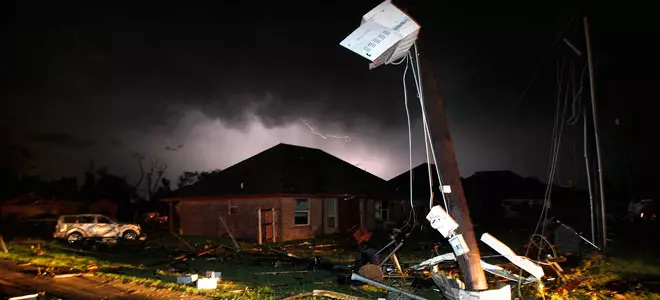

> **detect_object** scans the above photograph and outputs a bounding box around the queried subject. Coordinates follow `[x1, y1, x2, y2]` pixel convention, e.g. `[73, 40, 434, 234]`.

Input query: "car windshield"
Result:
[104, 216, 118, 223]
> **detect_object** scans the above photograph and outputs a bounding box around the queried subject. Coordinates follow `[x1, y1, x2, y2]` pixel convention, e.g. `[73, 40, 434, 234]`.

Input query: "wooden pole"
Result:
[272, 208, 278, 242]
[257, 208, 262, 246]
[584, 16, 607, 250]
[219, 216, 240, 251]
[414, 43, 488, 290]
[168, 200, 174, 233]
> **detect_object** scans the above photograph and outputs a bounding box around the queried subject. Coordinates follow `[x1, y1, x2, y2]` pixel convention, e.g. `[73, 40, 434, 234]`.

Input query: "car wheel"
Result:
[123, 230, 138, 241]
[67, 232, 83, 244]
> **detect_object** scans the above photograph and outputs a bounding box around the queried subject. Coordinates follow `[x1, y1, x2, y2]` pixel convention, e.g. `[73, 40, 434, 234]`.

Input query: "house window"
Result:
[375, 199, 389, 221]
[228, 200, 238, 215]
[324, 198, 337, 228]
[294, 199, 310, 225]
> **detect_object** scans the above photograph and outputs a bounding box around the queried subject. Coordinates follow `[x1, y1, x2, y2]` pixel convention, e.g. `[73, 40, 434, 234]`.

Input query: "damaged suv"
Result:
[54, 214, 145, 243]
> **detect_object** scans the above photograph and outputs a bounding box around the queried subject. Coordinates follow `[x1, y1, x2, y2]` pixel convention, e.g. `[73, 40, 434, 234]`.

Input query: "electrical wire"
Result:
[566, 63, 587, 125]
[409, 44, 450, 212]
[400, 53, 416, 230]
[390, 55, 408, 65]
[503, 15, 579, 125]
[525, 54, 570, 261]
[540, 59, 571, 242]
[410, 51, 436, 209]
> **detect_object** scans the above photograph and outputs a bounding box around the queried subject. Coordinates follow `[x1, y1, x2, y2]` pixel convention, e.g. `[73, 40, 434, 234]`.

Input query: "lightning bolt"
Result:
[300, 118, 351, 142]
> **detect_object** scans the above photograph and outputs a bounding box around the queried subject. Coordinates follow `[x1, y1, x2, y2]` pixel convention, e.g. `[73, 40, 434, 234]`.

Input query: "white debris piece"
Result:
[8, 294, 40, 300]
[426, 205, 458, 238]
[433, 272, 512, 300]
[448, 234, 470, 256]
[360, 0, 420, 65]
[457, 284, 511, 300]
[340, 0, 421, 69]
[340, 21, 402, 65]
[206, 271, 222, 279]
[480, 260, 537, 283]
[196, 277, 218, 290]
[480, 233, 545, 279]
[177, 273, 198, 284]
[411, 252, 456, 270]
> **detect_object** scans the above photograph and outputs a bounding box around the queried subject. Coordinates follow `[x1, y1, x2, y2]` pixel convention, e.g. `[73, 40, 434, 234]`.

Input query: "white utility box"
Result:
[340, 0, 421, 69]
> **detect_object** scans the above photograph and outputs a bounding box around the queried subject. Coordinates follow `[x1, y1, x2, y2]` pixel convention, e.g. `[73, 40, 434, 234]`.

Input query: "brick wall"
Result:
[364, 199, 376, 230]
[280, 197, 323, 241]
[178, 195, 390, 242]
[179, 197, 282, 240]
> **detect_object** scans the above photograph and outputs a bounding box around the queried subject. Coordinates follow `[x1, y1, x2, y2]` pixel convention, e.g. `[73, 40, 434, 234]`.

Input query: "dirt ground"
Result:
[0, 260, 210, 300]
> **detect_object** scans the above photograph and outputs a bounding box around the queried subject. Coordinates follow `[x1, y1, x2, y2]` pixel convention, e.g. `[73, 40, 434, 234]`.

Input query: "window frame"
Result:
[228, 200, 238, 215]
[324, 198, 338, 228]
[375, 199, 389, 221]
[294, 199, 310, 226]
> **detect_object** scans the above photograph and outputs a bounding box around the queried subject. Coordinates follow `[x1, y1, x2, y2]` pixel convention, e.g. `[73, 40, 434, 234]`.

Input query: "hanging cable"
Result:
[400, 53, 416, 230]
[410, 51, 435, 209]
[567, 63, 587, 125]
[503, 15, 579, 124]
[525, 54, 570, 260]
[409, 43, 450, 212]
[390, 55, 408, 65]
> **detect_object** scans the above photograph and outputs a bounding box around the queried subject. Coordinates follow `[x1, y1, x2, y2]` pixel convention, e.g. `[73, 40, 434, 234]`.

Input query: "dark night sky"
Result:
[1, 1, 657, 197]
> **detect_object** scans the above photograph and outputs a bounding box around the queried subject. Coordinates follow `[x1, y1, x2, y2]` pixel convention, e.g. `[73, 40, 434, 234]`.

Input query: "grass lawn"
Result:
[0, 236, 435, 299]
[2, 231, 660, 300]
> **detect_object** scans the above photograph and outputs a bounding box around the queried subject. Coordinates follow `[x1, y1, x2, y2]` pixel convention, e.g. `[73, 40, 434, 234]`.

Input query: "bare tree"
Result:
[133, 153, 168, 201]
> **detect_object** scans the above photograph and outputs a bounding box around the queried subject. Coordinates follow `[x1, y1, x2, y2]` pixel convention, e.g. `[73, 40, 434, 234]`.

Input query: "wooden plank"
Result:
[218, 216, 240, 251]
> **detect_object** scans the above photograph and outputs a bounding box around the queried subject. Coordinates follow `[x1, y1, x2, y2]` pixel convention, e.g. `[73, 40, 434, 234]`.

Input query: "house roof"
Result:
[168, 143, 396, 200]
[388, 167, 552, 200]
[388, 163, 440, 199]
[2, 193, 61, 206]
[461, 170, 549, 199]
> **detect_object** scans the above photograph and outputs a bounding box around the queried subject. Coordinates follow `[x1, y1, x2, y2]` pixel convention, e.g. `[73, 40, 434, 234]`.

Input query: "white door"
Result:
[323, 198, 338, 234]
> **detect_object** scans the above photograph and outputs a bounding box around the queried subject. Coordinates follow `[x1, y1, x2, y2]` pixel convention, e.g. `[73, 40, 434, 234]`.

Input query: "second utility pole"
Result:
[584, 16, 607, 250]
[414, 44, 488, 291]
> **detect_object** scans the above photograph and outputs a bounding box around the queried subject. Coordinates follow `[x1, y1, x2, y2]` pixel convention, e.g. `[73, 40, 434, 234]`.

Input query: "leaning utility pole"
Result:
[584, 16, 607, 250]
[338, 1, 487, 291]
[415, 46, 488, 290]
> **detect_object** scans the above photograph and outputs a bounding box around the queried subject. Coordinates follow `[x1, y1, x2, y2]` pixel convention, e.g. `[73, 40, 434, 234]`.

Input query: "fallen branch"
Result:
[171, 232, 194, 251]
[254, 270, 310, 275]
[218, 217, 241, 252]
[0, 235, 8, 253]
[282, 289, 369, 300]
[53, 273, 84, 279]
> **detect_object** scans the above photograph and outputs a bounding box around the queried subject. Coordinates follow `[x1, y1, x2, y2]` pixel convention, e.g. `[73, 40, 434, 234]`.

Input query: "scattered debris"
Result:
[480, 260, 535, 284]
[351, 273, 427, 300]
[481, 233, 545, 279]
[196, 277, 218, 290]
[1, 234, 8, 253]
[282, 289, 369, 300]
[8, 294, 41, 300]
[177, 274, 199, 284]
[255, 270, 310, 275]
[7, 292, 56, 300]
[171, 232, 194, 251]
[411, 253, 456, 271]
[206, 271, 222, 279]
[53, 273, 84, 279]
[218, 217, 241, 251]
[358, 264, 384, 282]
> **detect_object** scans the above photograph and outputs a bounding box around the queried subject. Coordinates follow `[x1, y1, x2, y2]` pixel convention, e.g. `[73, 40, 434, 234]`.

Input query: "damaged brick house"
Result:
[163, 143, 401, 242]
